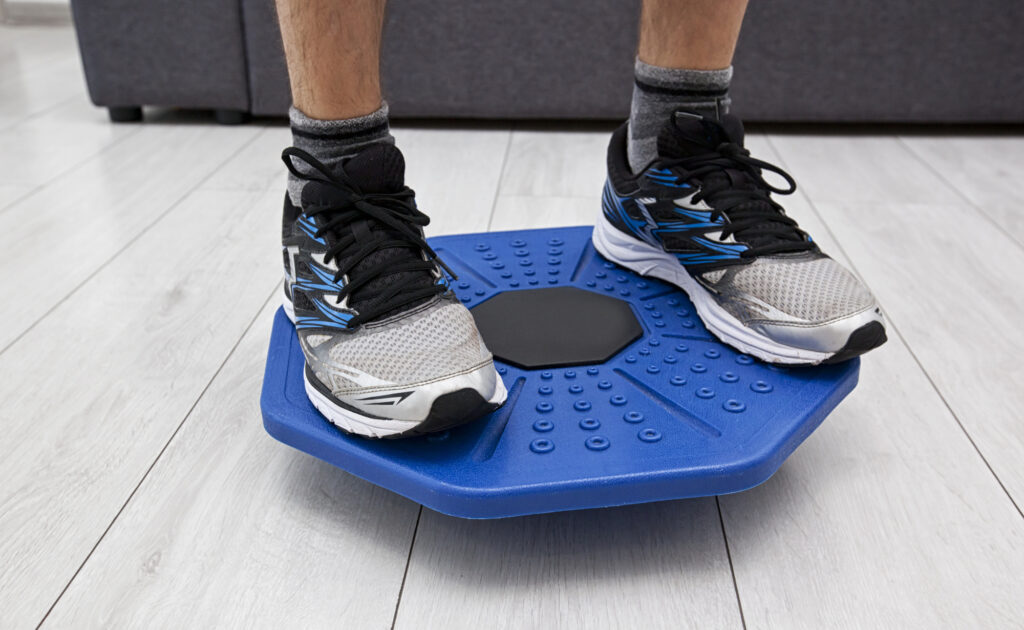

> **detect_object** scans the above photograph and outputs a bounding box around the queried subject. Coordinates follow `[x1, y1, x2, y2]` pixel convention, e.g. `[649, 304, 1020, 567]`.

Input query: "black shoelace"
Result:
[282, 147, 455, 327]
[660, 142, 815, 258]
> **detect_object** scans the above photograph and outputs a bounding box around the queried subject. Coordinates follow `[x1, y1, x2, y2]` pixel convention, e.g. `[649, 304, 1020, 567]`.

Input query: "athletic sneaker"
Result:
[594, 111, 886, 365]
[280, 143, 507, 438]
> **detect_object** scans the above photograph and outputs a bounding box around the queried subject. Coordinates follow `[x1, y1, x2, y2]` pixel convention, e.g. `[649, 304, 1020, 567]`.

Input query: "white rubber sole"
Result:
[282, 291, 295, 323]
[592, 217, 835, 365]
[284, 290, 507, 438]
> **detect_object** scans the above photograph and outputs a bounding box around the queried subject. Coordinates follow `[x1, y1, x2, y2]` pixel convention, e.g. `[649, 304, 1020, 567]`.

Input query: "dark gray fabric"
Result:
[71, 0, 249, 111]
[240, 0, 289, 116]
[380, 0, 641, 119]
[731, 0, 1024, 122]
[75, 0, 1024, 122]
[241, 0, 640, 118]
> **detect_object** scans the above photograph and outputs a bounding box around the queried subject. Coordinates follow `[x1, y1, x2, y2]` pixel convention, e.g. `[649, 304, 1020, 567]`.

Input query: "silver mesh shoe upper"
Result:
[301, 295, 493, 395]
[698, 253, 876, 326]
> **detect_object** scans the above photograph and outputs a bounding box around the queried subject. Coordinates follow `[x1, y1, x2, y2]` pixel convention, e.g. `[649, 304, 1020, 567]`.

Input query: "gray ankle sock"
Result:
[287, 103, 394, 204]
[627, 61, 732, 173]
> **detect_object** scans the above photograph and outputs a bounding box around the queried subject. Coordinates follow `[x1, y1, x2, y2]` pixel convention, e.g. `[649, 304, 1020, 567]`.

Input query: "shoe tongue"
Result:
[299, 143, 406, 208]
[656, 111, 745, 159]
[341, 142, 405, 193]
[300, 142, 435, 322]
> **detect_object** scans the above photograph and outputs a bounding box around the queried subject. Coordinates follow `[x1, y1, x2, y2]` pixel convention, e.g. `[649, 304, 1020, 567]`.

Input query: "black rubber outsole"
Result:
[382, 388, 502, 440]
[822, 321, 888, 365]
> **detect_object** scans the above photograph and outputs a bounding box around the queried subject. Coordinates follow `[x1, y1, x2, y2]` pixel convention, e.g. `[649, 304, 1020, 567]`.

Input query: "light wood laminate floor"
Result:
[1, 23, 1022, 630]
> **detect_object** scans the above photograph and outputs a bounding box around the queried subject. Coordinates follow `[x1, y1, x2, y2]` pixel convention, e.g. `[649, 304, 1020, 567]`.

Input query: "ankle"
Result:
[287, 103, 394, 205]
[627, 61, 732, 173]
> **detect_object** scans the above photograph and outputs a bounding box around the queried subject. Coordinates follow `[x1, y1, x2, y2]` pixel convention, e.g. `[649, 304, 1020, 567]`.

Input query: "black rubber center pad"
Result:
[470, 287, 643, 369]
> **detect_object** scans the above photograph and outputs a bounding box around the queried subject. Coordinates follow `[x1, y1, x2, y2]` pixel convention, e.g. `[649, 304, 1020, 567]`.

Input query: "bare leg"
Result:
[638, 0, 748, 70]
[274, 0, 386, 120]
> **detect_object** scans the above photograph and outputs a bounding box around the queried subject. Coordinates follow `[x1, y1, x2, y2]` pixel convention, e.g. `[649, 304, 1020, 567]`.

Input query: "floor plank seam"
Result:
[0, 92, 79, 132]
[0, 127, 262, 358]
[0, 184, 40, 214]
[196, 126, 276, 192]
[886, 326, 1024, 521]
[485, 124, 515, 232]
[765, 134, 1024, 522]
[896, 136, 1024, 253]
[389, 505, 424, 630]
[32, 280, 281, 630]
[761, 136, 881, 287]
[0, 125, 143, 217]
[716, 497, 748, 630]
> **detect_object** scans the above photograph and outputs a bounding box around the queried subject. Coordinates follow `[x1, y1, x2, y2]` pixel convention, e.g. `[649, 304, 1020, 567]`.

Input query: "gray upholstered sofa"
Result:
[70, 0, 1024, 124]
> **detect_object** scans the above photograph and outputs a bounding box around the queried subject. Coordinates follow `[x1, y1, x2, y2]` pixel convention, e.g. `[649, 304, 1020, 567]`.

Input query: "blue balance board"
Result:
[261, 226, 858, 519]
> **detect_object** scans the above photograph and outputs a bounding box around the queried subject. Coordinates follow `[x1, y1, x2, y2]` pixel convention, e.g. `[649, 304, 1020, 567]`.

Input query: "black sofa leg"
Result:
[108, 106, 143, 123]
[214, 109, 250, 125]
